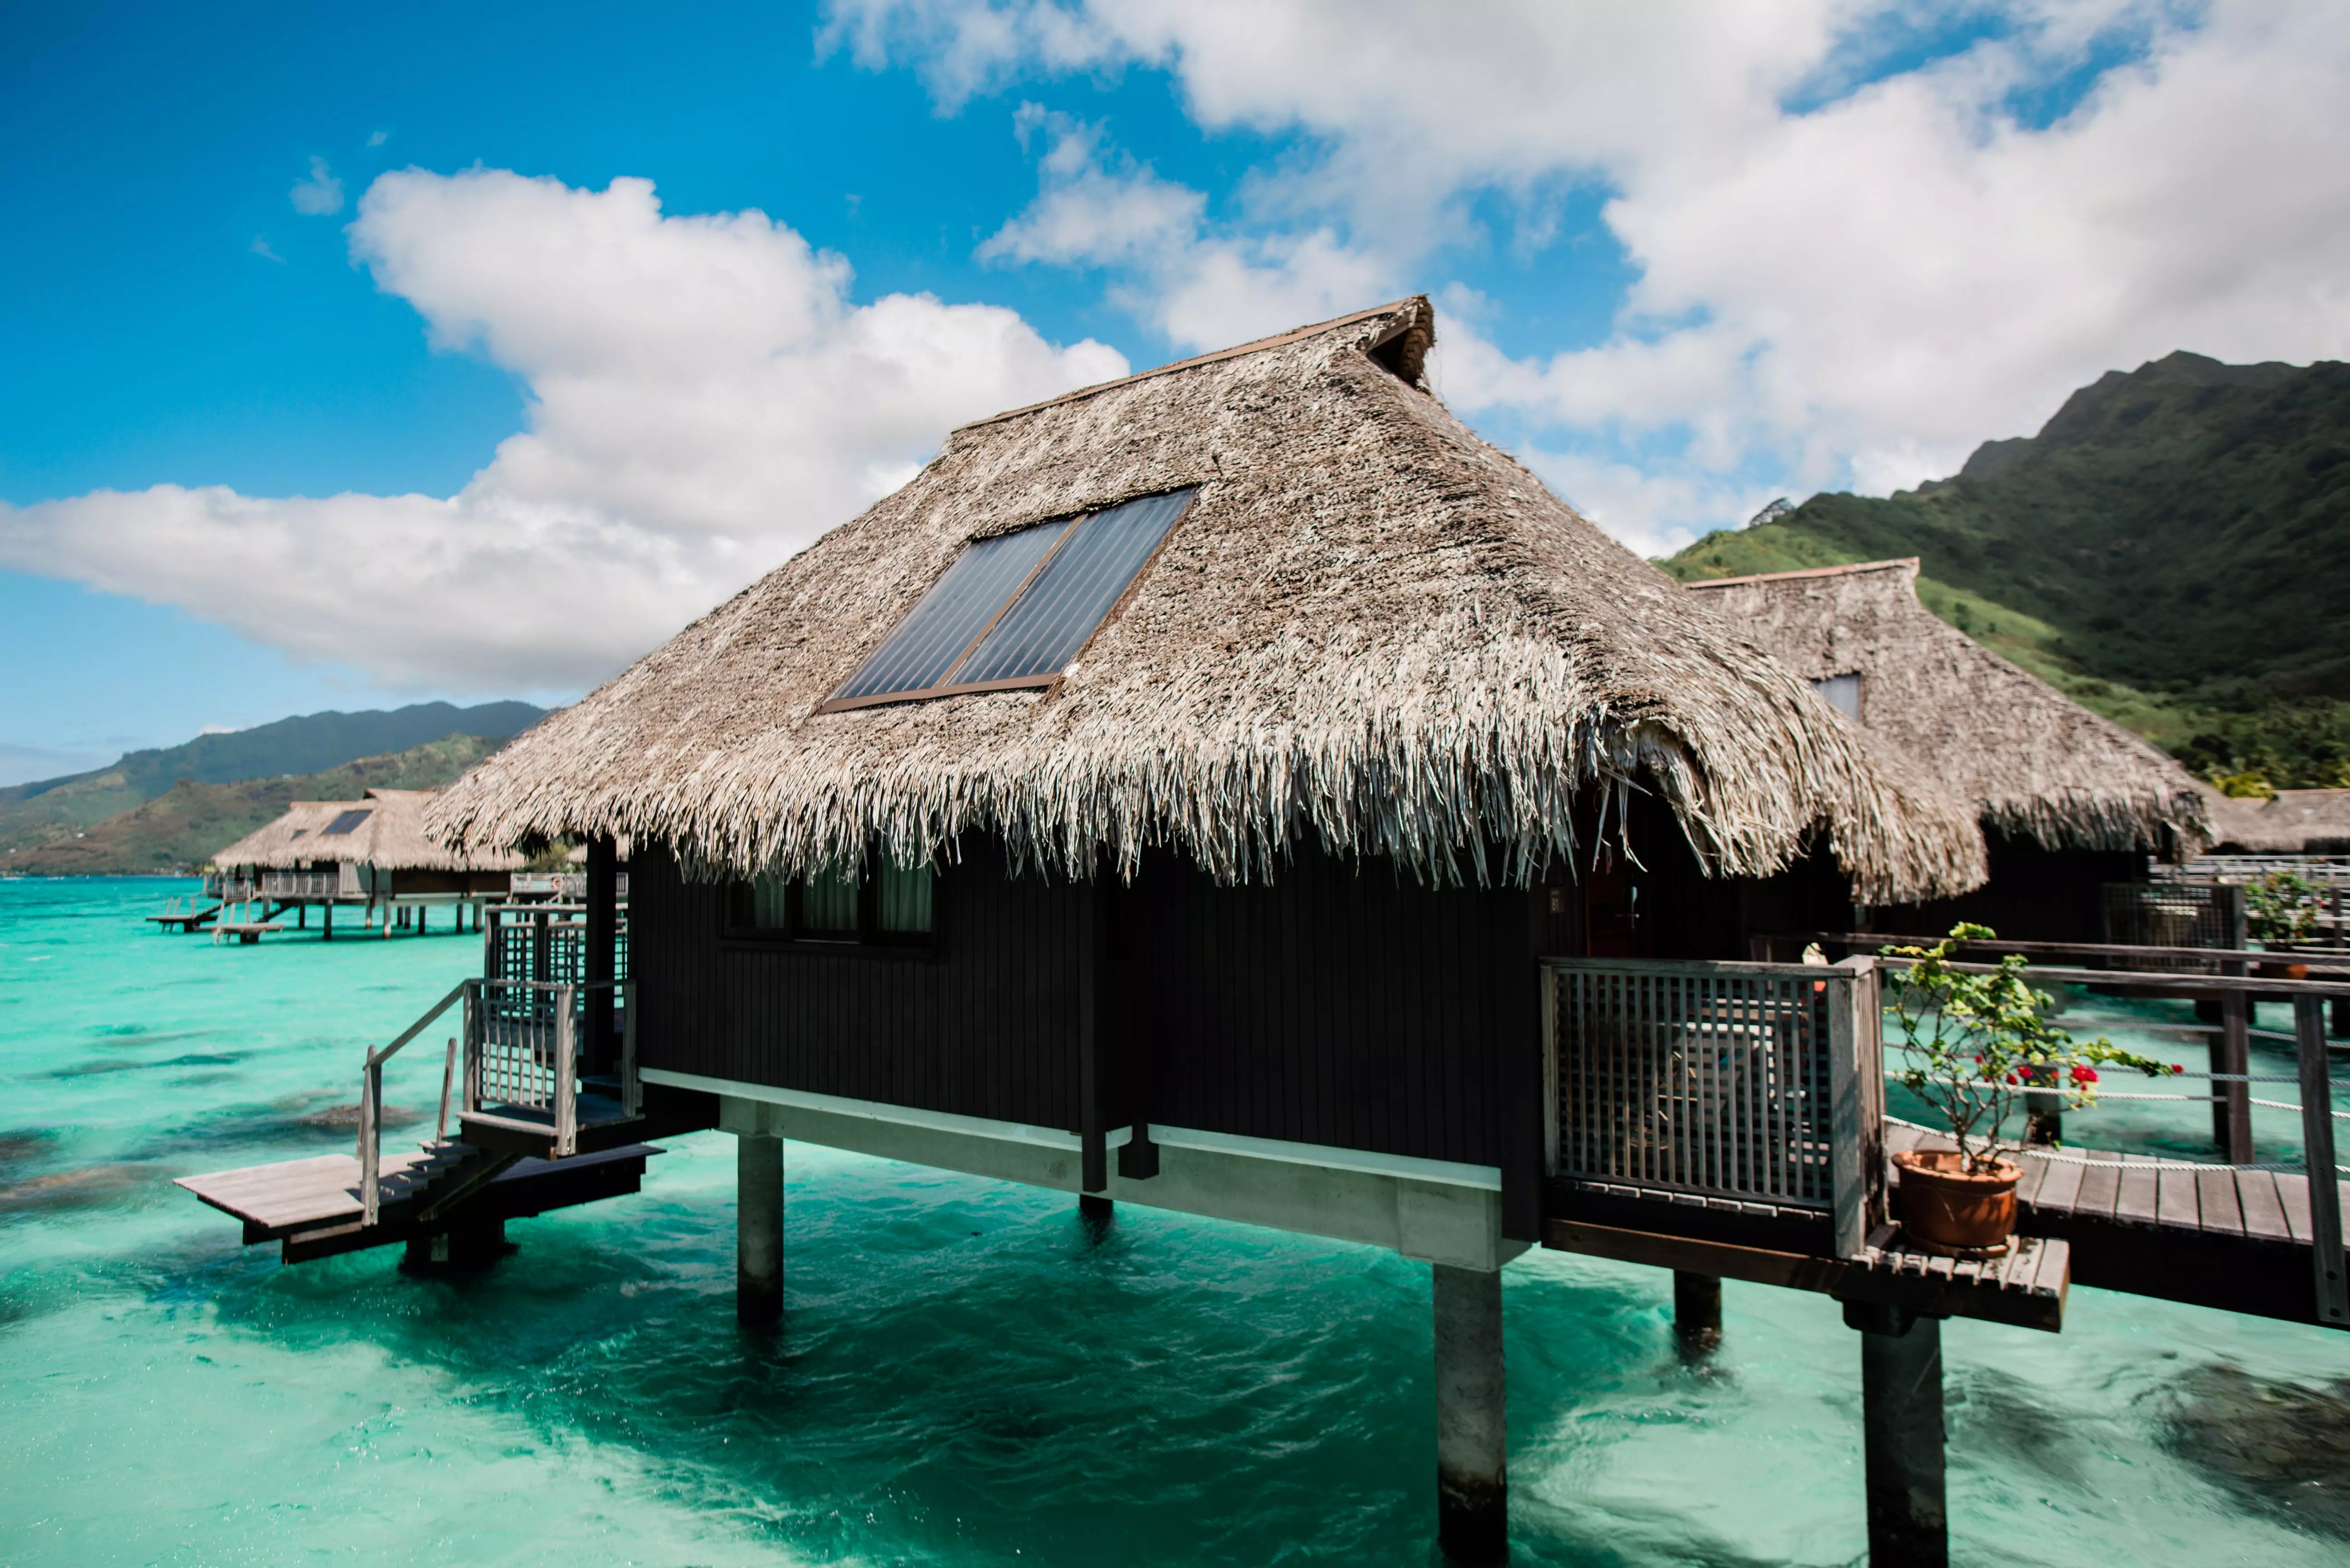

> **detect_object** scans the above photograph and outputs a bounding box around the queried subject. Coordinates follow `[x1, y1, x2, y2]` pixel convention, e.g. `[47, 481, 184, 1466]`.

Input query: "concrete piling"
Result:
[738, 1132, 784, 1327]
[1672, 1270, 1723, 1360]
[1433, 1262, 1507, 1565]
[1846, 1301, 1947, 1568]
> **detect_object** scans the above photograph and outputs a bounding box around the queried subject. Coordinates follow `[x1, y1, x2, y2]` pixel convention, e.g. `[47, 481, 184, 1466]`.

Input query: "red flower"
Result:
[2005, 1072, 2019, 1085]
[2070, 1066, 2097, 1084]
[2171, 1063, 2185, 1075]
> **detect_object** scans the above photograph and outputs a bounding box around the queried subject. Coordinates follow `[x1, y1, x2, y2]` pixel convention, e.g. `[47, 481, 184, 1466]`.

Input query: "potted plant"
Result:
[2246, 869, 2325, 977]
[1882, 923, 2180, 1255]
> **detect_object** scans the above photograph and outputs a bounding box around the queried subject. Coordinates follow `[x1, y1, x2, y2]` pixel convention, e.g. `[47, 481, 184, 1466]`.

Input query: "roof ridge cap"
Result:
[1684, 557, 1920, 590]
[953, 297, 1428, 432]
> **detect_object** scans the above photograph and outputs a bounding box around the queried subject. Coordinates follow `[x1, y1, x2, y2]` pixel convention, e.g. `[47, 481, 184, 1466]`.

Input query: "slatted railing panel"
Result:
[2103, 882, 2242, 969]
[1551, 963, 1836, 1210]
[484, 912, 628, 987]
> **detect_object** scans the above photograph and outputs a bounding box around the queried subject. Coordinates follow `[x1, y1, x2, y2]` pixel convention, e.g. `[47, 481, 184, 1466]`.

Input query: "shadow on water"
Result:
[0, 1163, 164, 1216]
[2164, 1363, 2350, 1539]
[151, 1175, 1447, 1567]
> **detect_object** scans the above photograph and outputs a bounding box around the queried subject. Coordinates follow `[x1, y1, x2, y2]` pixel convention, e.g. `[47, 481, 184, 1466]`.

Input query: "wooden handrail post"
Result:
[461, 980, 478, 1121]
[620, 980, 641, 1118]
[2296, 995, 2347, 1329]
[1828, 957, 1881, 1258]
[359, 1060, 382, 1226]
[554, 985, 578, 1158]
[437, 1036, 457, 1144]
[2217, 978, 2254, 1164]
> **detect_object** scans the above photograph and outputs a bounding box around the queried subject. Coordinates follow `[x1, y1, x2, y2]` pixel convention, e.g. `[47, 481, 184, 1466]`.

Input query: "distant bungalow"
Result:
[210, 786, 522, 936]
[1685, 558, 2209, 945]
[2197, 784, 2350, 855]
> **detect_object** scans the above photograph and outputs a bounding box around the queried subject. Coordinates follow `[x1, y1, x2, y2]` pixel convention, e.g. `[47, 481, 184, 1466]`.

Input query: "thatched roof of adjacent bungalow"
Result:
[2195, 784, 2350, 854]
[432, 299, 1986, 903]
[1686, 559, 2207, 856]
[213, 788, 523, 872]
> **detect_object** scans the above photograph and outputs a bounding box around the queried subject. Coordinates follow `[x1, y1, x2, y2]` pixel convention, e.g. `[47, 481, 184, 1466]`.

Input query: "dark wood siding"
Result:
[633, 837, 1080, 1131]
[1124, 847, 1533, 1168]
[1881, 832, 2142, 945]
[633, 836, 1545, 1172]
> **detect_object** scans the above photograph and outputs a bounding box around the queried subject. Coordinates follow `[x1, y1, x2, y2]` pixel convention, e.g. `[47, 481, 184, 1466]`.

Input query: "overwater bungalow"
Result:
[2196, 783, 2350, 856]
[207, 786, 522, 937]
[1684, 559, 2209, 946]
[187, 300, 2350, 1565]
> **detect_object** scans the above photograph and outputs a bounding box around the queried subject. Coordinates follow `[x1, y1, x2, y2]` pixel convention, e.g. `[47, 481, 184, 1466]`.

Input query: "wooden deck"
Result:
[177, 1140, 659, 1262]
[1545, 1215, 2070, 1330]
[1886, 1122, 2348, 1326]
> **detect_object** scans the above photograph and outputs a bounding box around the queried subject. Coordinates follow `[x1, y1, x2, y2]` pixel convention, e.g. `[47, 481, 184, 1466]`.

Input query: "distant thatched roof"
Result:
[432, 299, 1985, 903]
[214, 788, 523, 872]
[2196, 784, 2350, 854]
[1686, 559, 2206, 855]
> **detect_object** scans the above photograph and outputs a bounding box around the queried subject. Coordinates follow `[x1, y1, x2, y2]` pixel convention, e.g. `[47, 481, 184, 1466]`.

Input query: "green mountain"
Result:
[0, 700, 543, 856]
[1, 732, 508, 877]
[1662, 351, 2350, 786]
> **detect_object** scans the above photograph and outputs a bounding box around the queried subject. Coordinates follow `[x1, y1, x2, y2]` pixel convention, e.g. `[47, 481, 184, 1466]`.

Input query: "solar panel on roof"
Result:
[829, 521, 1071, 702]
[323, 809, 372, 836]
[821, 487, 1197, 710]
[949, 490, 1194, 685]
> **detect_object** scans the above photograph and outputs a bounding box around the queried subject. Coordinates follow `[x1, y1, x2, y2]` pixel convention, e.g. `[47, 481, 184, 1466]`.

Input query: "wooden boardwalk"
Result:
[1886, 1122, 2348, 1325]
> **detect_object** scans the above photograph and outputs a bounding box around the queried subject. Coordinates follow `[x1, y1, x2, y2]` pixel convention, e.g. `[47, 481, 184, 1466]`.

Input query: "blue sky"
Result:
[4, 1, 2346, 783]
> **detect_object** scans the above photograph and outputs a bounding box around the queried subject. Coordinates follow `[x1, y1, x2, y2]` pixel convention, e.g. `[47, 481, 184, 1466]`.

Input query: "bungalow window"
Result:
[821, 487, 1198, 711]
[731, 854, 935, 944]
[1811, 672, 1863, 721]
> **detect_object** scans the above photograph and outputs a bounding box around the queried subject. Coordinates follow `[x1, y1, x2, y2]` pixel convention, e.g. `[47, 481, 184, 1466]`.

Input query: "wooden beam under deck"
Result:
[1542, 1218, 2069, 1333]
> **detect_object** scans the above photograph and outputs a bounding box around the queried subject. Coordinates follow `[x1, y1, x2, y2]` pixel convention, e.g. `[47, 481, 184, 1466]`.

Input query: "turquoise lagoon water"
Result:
[3, 877, 2346, 1565]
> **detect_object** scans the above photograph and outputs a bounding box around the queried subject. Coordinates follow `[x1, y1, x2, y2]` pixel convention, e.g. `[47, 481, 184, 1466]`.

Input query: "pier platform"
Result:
[177, 1141, 658, 1263]
[1886, 1122, 2349, 1327]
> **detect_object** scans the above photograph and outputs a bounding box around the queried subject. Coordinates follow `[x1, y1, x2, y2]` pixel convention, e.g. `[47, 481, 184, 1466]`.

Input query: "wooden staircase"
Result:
[178, 971, 696, 1266]
[177, 1135, 656, 1264]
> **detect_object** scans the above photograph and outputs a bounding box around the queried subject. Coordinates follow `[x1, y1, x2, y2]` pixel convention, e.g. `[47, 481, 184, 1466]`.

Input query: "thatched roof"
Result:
[2195, 784, 2350, 854]
[213, 788, 523, 872]
[1686, 559, 2206, 855]
[432, 299, 1985, 902]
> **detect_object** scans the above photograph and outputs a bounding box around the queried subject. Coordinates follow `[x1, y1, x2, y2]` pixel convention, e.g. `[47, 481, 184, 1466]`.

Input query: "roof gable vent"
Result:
[1367, 305, 1433, 388]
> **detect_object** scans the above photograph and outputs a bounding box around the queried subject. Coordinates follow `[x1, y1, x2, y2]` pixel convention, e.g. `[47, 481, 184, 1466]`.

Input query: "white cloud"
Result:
[289, 155, 345, 216]
[249, 235, 284, 263]
[980, 108, 1396, 351]
[0, 169, 1126, 690]
[836, 0, 2350, 544]
[366, 129, 390, 148]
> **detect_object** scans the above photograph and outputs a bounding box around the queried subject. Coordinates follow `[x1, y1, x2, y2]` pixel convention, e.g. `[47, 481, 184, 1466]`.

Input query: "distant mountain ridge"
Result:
[2, 733, 511, 877]
[1663, 350, 2350, 786]
[0, 701, 545, 861]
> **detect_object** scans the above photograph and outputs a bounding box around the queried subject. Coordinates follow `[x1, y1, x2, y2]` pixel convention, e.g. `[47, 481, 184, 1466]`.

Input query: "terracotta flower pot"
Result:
[2255, 959, 2309, 980]
[1894, 1148, 2020, 1254]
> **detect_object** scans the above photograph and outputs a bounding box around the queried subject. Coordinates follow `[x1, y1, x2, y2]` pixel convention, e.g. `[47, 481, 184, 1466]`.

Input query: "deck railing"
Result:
[201, 874, 257, 901]
[484, 903, 630, 988]
[2102, 881, 2245, 967]
[356, 975, 637, 1224]
[1543, 956, 1884, 1257]
[259, 869, 340, 900]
